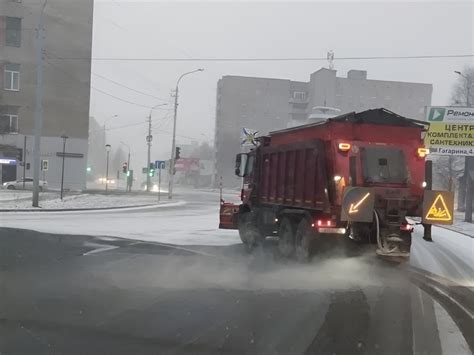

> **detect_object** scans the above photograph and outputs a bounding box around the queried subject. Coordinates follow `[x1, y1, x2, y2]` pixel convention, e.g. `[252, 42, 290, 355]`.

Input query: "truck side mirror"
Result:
[235, 153, 248, 177]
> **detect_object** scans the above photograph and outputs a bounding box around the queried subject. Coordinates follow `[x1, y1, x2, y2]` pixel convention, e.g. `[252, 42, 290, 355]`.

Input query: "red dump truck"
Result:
[220, 108, 453, 260]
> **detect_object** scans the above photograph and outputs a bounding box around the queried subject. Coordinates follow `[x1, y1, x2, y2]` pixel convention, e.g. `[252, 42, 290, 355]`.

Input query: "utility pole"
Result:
[60, 134, 68, 200]
[146, 113, 152, 192]
[32, 0, 48, 207]
[169, 87, 178, 199]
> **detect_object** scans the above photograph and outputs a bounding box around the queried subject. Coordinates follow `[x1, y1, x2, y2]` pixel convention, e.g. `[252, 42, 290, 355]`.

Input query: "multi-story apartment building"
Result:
[0, 0, 93, 190]
[215, 68, 432, 187]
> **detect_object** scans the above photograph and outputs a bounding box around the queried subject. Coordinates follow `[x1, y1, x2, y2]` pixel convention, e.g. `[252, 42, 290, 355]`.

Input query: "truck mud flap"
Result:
[219, 202, 239, 229]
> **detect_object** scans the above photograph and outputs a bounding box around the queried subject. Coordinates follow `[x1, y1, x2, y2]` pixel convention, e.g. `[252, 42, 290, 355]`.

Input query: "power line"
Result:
[92, 72, 169, 102]
[43, 57, 172, 110]
[91, 86, 167, 109]
[55, 54, 474, 62]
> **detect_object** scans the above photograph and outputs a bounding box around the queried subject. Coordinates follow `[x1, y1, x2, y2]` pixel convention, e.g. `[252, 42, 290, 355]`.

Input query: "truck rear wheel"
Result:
[238, 212, 263, 251]
[278, 217, 296, 258]
[295, 218, 316, 262]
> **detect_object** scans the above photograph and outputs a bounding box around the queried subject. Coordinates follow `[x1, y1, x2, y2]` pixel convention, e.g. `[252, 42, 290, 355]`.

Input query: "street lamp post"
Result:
[32, 0, 48, 207]
[60, 134, 68, 200]
[454, 70, 473, 223]
[146, 103, 168, 192]
[168, 68, 204, 199]
[120, 141, 131, 192]
[105, 144, 111, 194]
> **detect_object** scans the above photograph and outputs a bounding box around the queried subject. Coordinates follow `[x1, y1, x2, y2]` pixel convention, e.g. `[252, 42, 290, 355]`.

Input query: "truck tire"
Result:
[278, 217, 296, 258]
[295, 218, 317, 262]
[238, 212, 263, 251]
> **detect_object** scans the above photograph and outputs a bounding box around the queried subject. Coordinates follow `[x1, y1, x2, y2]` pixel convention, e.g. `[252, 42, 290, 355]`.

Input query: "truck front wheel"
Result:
[238, 212, 264, 251]
[278, 217, 296, 258]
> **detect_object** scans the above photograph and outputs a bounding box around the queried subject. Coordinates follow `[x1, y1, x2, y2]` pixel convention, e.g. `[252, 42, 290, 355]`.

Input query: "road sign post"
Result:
[155, 160, 166, 202]
[158, 168, 161, 202]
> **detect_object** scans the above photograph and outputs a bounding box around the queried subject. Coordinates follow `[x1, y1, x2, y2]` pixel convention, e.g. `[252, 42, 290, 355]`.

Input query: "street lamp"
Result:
[105, 144, 111, 194]
[168, 68, 204, 199]
[60, 134, 68, 200]
[454, 70, 473, 223]
[120, 141, 131, 192]
[146, 103, 168, 192]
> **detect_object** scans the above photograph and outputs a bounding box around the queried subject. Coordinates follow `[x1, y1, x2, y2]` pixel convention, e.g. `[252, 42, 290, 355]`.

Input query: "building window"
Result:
[293, 91, 307, 101]
[0, 114, 19, 133]
[6, 17, 22, 47]
[4, 63, 20, 91]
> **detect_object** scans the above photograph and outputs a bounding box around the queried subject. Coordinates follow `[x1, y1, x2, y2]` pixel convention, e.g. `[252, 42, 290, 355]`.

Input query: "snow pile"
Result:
[0, 192, 164, 210]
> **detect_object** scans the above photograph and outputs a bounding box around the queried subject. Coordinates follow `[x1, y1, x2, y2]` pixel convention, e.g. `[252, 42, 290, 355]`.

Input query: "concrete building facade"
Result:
[0, 0, 93, 190]
[215, 68, 432, 187]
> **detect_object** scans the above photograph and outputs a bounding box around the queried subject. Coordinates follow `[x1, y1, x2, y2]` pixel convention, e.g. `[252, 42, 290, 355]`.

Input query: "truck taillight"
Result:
[400, 224, 414, 232]
[338, 143, 351, 152]
[315, 219, 333, 228]
[417, 148, 429, 158]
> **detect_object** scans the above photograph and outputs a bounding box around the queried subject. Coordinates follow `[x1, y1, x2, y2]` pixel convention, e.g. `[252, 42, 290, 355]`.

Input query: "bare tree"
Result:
[432, 155, 464, 191]
[449, 65, 473, 213]
[450, 66, 474, 106]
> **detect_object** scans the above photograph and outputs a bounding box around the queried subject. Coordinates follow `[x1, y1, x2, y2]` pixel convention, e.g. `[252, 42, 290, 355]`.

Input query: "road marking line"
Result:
[83, 245, 119, 256]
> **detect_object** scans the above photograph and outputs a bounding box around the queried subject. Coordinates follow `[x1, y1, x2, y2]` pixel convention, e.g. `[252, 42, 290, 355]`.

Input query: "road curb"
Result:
[0, 202, 182, 213]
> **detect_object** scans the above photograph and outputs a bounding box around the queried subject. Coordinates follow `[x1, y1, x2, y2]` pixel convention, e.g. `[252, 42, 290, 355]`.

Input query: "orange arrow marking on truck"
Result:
[348, 192, 371, 214]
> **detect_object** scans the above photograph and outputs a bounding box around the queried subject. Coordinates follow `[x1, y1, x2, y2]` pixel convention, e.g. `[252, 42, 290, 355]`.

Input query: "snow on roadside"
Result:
[445, 212, 474, 237]
[0, 192, 163, 210]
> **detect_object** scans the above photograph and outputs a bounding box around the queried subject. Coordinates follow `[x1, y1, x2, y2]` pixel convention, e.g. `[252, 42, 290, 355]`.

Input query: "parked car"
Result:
[2, 178, 48, 191]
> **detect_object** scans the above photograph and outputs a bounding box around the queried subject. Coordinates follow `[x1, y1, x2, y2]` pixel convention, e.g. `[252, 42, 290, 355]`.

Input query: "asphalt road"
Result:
[0, 226, 472, 355]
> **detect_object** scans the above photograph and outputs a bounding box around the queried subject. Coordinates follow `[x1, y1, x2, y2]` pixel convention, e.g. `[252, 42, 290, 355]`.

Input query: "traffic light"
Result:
[175, 147, 181, 160]
[149, 163, 155, 177]
[86, 166, 92, 173]
[122, 162, 128, 173]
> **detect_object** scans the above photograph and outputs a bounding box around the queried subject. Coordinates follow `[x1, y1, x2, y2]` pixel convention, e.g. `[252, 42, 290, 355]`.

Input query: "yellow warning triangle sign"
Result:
[425, 194, 452, 221]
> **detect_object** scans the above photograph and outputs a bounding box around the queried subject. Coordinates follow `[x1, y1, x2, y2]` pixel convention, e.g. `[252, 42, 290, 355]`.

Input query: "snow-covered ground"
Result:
[0, 192, 240, 246]
[0, 191, 165, 210]
[0, 189, 472, 283]
[411, 226, 473, 285]
[444, 212, 474, 236]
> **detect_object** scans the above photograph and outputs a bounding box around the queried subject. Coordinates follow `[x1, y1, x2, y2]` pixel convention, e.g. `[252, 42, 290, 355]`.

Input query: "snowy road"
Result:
[0, 189, 473, 353]
[1, 189, 472, 283]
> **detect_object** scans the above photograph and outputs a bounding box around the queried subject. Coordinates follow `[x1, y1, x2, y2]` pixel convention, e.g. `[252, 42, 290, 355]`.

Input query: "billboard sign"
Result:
[426, 107, 474, 123]
[424, 107, 474, 156]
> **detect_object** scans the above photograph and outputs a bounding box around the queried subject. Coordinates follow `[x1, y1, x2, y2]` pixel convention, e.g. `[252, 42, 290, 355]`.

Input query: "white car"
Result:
[2, 177, 48, 191]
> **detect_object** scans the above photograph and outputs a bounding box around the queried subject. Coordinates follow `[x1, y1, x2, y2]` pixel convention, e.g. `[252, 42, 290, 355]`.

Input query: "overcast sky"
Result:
[91, 0, 473, 169]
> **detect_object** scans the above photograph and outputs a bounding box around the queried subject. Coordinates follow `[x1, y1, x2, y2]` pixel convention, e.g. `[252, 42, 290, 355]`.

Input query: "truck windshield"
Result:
[361, 146, 408, 184]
